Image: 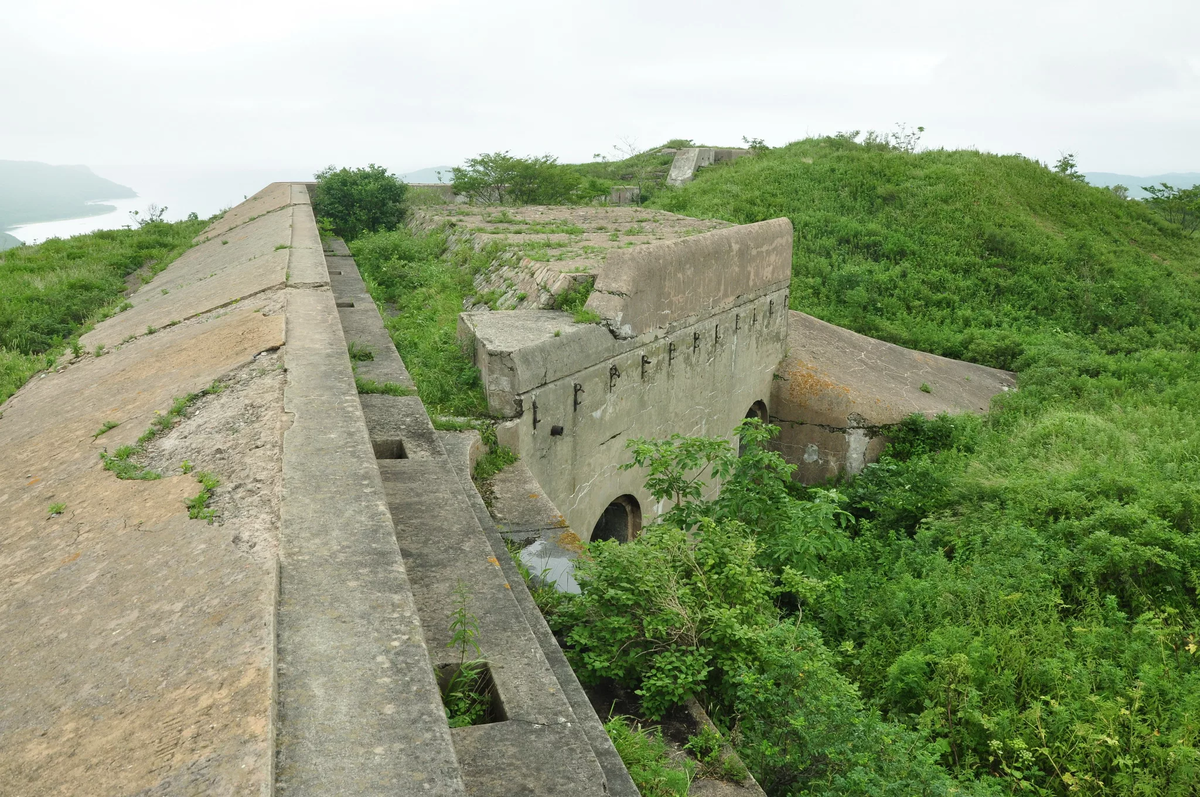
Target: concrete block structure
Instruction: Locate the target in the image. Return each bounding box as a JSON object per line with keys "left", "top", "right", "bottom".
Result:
{"left": 459, "top": 219, "right": 793, "bottom": 543}
{"left": 666, "top": 146, "right": 752, "bottom": 186}
{"left": 771, "top": 311, "right": 1017, "bottom": 483}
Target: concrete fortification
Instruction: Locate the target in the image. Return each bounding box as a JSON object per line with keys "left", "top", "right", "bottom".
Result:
{"left": 0, "top": 181, "right": 1015, "bottom": 795}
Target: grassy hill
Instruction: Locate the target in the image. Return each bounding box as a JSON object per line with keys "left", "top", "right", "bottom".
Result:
{"left": 0, "top": 219, "right": 205, "bottom": 404}
{"left": 647, "top": 139, "right": 1200, "bottom": 794}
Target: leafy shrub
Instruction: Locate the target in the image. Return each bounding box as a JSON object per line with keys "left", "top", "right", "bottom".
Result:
{"left": 451, "top": 152, "right": 584, "bottom": 205}
{"left": 312, "top": 164, "right": 408, "bottom": 241}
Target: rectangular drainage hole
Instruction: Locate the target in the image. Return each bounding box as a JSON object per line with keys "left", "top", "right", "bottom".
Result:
{"left": 372, "top": 439, "right": 407, "bottom": 460}
{"left": 437, "top": 661, "right": 506, "bottom": 726}
{"left": 336, "top": 301, "right": 355, "bottom": 308}
{"left": 328, "top": 270, "right": 343, "bottom": 276}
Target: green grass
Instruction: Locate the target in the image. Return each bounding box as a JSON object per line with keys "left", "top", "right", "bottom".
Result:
{"left": 92, "top": 420, "right": 120, "bottom": 439}
{"left": 349, "top": 227, "right": 489, "bottom": 417}
{"left": 648, "top": 137, "right": 1200, "bottom": 794}
{"left": 99, "top": 380, "right": 224, "bottom": 481}
{"left": 47, "top": 502, "right": 66, "bottom": 516}
{"left": 0, "top": 217, "right": 206, "bottom": 404}
{"left": 347, "top": 341, "right": 375, "bottom": 361}
{"left": 603, "top": 716, "right": 693, "bottom": 797}
{"left": 354, "top": 376, "right": 415, "bottom": 396}
{"left": 186, "top": 471, "right": 219, "bottom": 523}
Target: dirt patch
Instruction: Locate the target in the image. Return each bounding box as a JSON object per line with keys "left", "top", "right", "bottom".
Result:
{"left": 140, "top": 348, "right": 287, "bottom": 558}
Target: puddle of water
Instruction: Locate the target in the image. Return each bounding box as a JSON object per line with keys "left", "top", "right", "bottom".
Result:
{"left": 519, "top": 539, "right": 580, "bottom": 594}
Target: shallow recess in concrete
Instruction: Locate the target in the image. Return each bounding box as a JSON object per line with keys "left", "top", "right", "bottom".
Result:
{"left": 328, "top": 270, "right": 343, "bottom": 276}
{"left": 590, "top": 495, "right": 642, "bottom": 543}
{"left": 372, "top": 438, "right": 408, "bottom": 460}
{"left": 336, "top": 300, "right": 355, "bottom": 308}
{"left": 437, "top": 662, "right": 506, "bottom": 726}
{"left": 740, "top": 400, "right": 769, "bottom": 456}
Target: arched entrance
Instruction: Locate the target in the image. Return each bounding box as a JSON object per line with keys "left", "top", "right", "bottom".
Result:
{"left": 590, "top": 495, "right": 643, "bottom": 543}
{"left": 740, "top": 400, "right": 769, "bottom": 455}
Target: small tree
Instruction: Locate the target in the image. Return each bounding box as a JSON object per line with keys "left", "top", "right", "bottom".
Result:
{"left": 1142, "top": 183, "right": 1200, "bottom": 234}
{"left": 1109, "top": 184, "right": 1130, "bottom": 200}
{"left": 128, "top": 204, "right": 168, "bottom": 227}
{"left": 1053, "top": 152, "right": 1086, "bottom": 183}
{"left": 312, "top": 164, "right": 408, "bottom": 241}
{"left": 451, "top": 152, "right": 581, "bottom": 205}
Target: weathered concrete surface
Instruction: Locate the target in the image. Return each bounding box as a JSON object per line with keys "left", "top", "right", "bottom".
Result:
{"left": 275, "top": 285, "right": 465, "bottom": 796}
{"left": 413, "top": 204, "right": 729, "bottom": 313}
{"left": 81, "top": 208, "right": 293, "bottom": 350}
{"left": 326, "top": 245, "right": 415, "bottom": 390}
{"left": 197, "top": 181, "right": 298, "bottom": 242}
{"left": 665, "top": 147, "right": 751, "bottom": 186}
{"left": 441, "top": 433, "right": 638, "bottom": 797}
{"left": 330, "top": 247, "right": 623, "bottom": 795}
{"left": 773, "top": 311, "right": 1017, "bottom": 482}
{"left": 666, "top": 147, "right": 714, "bottom": 186}
{"left": 585, "top": 218, "right": 793, "bottom": 338}
{"left": 0, "top": 309, "right": 283, "bottom": 796}
{"left": 464, "top": 292, "right": 788, "bottom": 538}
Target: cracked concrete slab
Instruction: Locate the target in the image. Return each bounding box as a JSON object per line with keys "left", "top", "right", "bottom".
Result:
{"left": 82, "top": 208, "right": 294, "bottom": 350}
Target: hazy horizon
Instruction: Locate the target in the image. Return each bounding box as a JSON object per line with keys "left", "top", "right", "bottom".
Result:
{"left": 4, "top": 1, "right": 1199, "bottom": 178}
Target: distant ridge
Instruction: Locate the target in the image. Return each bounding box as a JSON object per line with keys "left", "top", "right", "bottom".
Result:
{"left": 0, "top": 161, "right": 136, "bottom": 230}
{"left": 1085, "top": 171, "right": 1200, "bottom": 199}
{"left": 0, "top": 231, "right": 22, "bottom": 251}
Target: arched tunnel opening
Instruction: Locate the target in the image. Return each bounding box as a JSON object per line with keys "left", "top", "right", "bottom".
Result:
{"left": 740, "top": 400, "right": 769, "bottom": 456}
{"left": 590, "top": 495, "right": 642, "bottom": 543}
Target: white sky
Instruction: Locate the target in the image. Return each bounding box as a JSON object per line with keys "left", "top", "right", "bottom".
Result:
{"left": 3, "top": 0, "right": 1198, "bottom": 176}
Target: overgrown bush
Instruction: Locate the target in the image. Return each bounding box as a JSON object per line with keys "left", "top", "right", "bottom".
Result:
{"left": 312, "top": 164, "right": 408, "bottom": 241}
{"left": 558, "top": 422, "right": 995, "bottom": 795}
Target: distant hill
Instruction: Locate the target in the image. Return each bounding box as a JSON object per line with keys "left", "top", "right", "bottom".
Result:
{"left": 1085, "top": 171, "right": 1200, "bottom": 199}
{"left": 0, "top": 231, "right": 22, "bottom": 251}
{"left": 0, "top": 161, "right": 137, "bottom": 230}
{"left": 399, "top": 166, "right": 455, "bottom": 184}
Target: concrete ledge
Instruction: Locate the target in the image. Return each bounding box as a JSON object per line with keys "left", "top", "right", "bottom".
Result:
{"left": 585, "top": 218, "right": 793, "bottom": 339}
{"left": 276, "top": 240, "right": 463, "bottom": 791}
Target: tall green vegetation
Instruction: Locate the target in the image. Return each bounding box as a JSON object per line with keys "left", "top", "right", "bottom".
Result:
{"left": 348, "top": 226, "right": 488, "bottom": 416}
{"left": 0, "top": 218, "right": 206, "bottom": 403}
{"left": 628, "top": 138, "right": 1200, "bottom": 794}
{"left": 558, "top": 421, "right": 996, "bottom": 795}
{"left": 312, "top": 164, "right": 408, "bottom": 241}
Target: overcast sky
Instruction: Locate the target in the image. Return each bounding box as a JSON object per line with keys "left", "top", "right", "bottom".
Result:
{"left": 4, "top": 0, "right": 1198, "bottom": 177}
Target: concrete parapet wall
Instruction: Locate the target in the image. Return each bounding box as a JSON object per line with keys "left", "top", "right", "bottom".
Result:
{"left": 585, "top": 217, "right": 793, "bottom": 339}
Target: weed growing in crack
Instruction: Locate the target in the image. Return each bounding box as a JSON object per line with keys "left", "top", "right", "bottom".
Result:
{"left": 354, "top": 377, "right": 413, "bottom": 396}
{"left": 348, "top": 341, "right": 375, "bottom": 361}
{"left": 92, "top": 420, "right": 120, "bottom": 440}
{"left": 186, "top": 471, "right": 219, "bottom": 523}
{"left": 99, "top": 379, "right": 224, "bottom": 481}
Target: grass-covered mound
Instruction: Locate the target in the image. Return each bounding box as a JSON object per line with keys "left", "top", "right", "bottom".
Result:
{"left": 0, "top": 219, "right": 206, "bottom": 403}
{"left": 634, "top": 141, "right": 1200, "bottom": 793}
{"left": 653, "top": 138, "right": 1200, "bottom": 370}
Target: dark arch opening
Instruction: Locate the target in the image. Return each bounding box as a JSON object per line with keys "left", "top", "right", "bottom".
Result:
{"left": 590, "top": 495, "right": 643, "bottom": 543}
{"left": 740, "top": 400, "right": 769, "bottom": 455}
